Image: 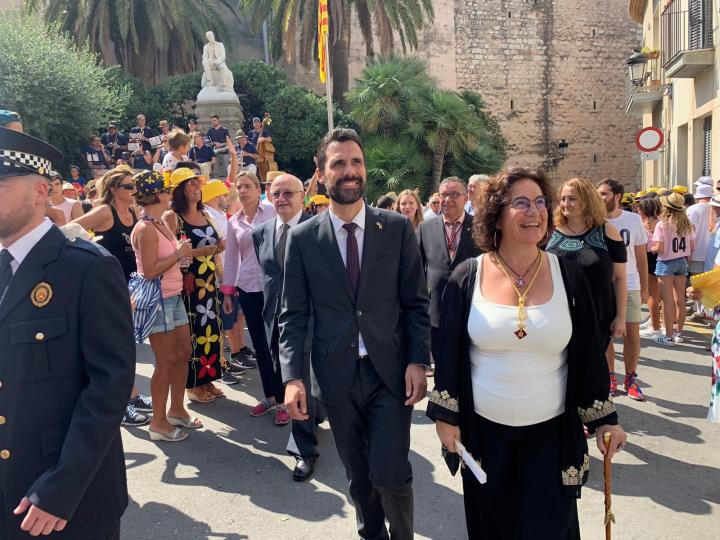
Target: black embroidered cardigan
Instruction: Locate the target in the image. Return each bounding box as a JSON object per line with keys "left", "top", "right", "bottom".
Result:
{"left": 426, "top": 254, "right": 618, "bottom": 497}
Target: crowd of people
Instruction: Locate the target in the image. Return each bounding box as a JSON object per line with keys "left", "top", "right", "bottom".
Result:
{"left": 0, "top": 105, "right": 715, "bottom": 539}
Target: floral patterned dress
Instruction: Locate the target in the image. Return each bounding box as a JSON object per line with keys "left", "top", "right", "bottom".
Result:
{"left": 709, "top": 318, "right": 720, "bottom": 422}
{"left": 178, "top": 213, "right": 223, "bottom": 388}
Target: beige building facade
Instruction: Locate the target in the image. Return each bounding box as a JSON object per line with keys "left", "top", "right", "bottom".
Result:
{"left": 627, "top": 0, "right": 719, "bottom": 189}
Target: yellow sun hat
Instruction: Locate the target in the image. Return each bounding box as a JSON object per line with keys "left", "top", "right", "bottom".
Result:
{"left": 169, "top": 167, "right": 200, "bottom": 189}
{"left": 671, "top": 185, "right": 688, "bottom": 194}
{"left": 202, "top": 179, "right": 230, "bottom": 203}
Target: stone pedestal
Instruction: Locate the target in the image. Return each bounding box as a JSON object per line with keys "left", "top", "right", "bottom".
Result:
{"left": 194, "top": 90, "right": 245, "bottom": 134}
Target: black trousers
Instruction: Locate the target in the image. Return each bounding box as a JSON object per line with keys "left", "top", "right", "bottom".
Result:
{"left": 462, "top": 414, "right": 580, "bottom": 540}
{"left": 237, "top": 289, "right": 283, "bottom": 402}
{"left": 324, "top": 358, "right": 414, "bottom": 540}
{"left": 270, "top": 323, "right": 325, "bottom": 460}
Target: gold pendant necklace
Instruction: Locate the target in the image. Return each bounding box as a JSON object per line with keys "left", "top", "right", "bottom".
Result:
{"left": 493, "top": 251, "right": 545, "bottom": 339}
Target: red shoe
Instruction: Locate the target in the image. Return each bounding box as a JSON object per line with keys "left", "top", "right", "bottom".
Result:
{"left": 609, "top": 373, "right": 618, "bottom": 396}
{"left": 625, "top": 373, "right": 645, "bottom": 401}
{"left": 274, "top": 404, "right": 290, "bottom": 426}
{"left": 250, "top": 399, "right": 277, "bottom": 417}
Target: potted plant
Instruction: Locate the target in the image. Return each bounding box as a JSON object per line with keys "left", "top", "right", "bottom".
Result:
{"left": 641, "top": 47, "right": 660, "bottom": 60}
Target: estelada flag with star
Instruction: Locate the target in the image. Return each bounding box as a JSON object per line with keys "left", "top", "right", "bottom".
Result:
{"left": 318, "top": 0, "right": 329, "bottom": 82}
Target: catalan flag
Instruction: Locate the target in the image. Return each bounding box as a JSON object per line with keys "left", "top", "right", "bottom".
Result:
{"left": 318, "top": 0, "right": 329, "bottom": 82}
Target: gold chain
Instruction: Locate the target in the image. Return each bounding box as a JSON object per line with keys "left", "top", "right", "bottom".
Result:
{"left": 493, "top": 251, "right": 545, "bottom": 339}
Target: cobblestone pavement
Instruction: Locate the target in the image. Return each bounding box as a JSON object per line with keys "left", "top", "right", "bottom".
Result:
{"left": 120, "top": 319, "right": 719, "bottom": 539}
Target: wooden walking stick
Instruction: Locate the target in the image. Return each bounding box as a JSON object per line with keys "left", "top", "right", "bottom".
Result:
{"left": 603, "top": 432, "right": 615, "bottom": 540}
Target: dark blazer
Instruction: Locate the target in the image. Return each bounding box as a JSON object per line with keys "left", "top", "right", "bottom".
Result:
{"left": 279, "top": 205, "right": 431, "bottom": 405}
{"left": 0, "top": 227, "right": 135, "bottom": 540}
{"left": 251, "top": 212, "right": 311, "bottom": 349}
{"left": 418, "top": 212, "right": 481, "bottom": 328}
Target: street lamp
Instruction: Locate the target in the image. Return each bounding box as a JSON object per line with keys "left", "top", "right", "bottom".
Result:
{"left": 626, "top": 51, "right": 648, "bottom": 86}
{"left": 558, "top": 139, "right": 569, "bottom": 160}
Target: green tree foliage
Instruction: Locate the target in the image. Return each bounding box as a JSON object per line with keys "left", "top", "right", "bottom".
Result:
{"left": 26, "top": 0, "right": 240, "bottom": 85}
{"left": 0, "top": 10, "right": 131, "bottom": 172}
{"left": 364, "top": 136, "right": 430, "bottom": 202}
{"left": 347, "top": 56, "right": 506, "bottom": 193}
{"left": 230, "top": 60, "right": 288, "bottom": 118}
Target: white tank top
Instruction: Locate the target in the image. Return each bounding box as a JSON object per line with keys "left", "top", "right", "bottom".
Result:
{"left": 53, "top": 198, "right": 76, "bottom": 223}
{"left": 468, "top": 253, "right": 571, "bottom": 426}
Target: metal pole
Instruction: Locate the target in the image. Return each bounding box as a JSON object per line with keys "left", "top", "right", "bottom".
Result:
{"left": 325, "top": 36, "right": 334, "bottom": 132}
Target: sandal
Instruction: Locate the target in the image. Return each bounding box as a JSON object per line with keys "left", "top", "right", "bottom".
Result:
{"left": 149, "top": 427, "right": 188, "bottom": 442}
{"left": 187, "top": 389, "right": 215, "bottom": 404}
{"left": 167, "top": 415, "right": 203, "bottom": 429}
{"left": 205, "top": 383, "right": 225, "bottom": 398}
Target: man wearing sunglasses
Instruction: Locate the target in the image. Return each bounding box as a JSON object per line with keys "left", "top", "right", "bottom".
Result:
{"left": 252, "top": 173, "right": 324, "bottom": 482}
{"left": 0, "top": 128, "right": 135, "bottom": 539}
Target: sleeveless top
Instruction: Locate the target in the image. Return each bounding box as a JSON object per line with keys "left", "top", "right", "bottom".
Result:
{"left": 96, "top": 205, "right": 137, "bottom": 282}
{"left": 52, "top": 198, "right": 77, "bottom": 223}
{"left": 132, "top": 220, "right": 183, "bottom": 299}
{"left": 546, "top": 226, "right": 626, "bottom": 346}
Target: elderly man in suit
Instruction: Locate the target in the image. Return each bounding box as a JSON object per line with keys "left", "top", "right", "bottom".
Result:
{"left": 252, "top": 173, "right": 323, "bottom": 482}
{"left": 280, "top": 128, "right": 431, "bottom": 540}
{"left": 0, "top": 127, "right": 135, "bottom": 539}
{"left": 418, "top": 176, "right": 482, "bottom": 364}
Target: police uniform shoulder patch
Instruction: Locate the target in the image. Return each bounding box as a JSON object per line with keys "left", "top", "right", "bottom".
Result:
{"left": 31, "top": 282, "right": 53, "bottom": 307}
{"left": 66, "top": 237, "right": 109, "bottom": 257}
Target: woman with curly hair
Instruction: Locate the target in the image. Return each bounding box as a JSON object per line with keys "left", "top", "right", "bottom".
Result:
{"left": 427, "top": 167, "right": 626, "bottom": 539}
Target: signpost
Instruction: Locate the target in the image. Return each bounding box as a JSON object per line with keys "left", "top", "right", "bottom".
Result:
{"left": 636, "top": 127, "right": 664, "bottom": 152}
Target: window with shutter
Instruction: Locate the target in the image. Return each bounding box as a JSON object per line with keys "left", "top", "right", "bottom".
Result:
{"left": 703, "top": 116, "right": 712, "bottom": 177}
{"left": 689, "top": 0, "right": 713, "bottom": 50}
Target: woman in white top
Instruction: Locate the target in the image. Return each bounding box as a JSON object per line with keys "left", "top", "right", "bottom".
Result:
{"left": 427, "top": 167, "right": 626, "bottom": 539}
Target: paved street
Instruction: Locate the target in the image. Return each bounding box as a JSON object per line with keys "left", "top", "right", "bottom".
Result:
{"left": 120, "top": 319, "right": 719, "bottom": 540}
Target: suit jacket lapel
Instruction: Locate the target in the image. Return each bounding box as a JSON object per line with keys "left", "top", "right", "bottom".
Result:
{"left": 357, "top": 205, "right": 383, "bottom": 301}
{"left": 267, "top": 218, "right": 282, "bottom": 273}
{"left": 435, "top": 217, "right": 451, "bottom": 266}
{"left": 0, "top": 227, "right": 64, "bottom": 324}
{"left": 453, "top": 213, "right": 475, "bottom": 264}
{"left": 317, "top": 212, "right": 355, "bottom": 302}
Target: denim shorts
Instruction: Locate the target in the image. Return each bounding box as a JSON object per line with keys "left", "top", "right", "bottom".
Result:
{"left": 219, "top": 291, "right": 242, "bottom": 330}
{"left": 150, "top": 295, "right": 189, "bottom": 335}
{"left": 655, "top": 257, "right": 688, "bottom": 277}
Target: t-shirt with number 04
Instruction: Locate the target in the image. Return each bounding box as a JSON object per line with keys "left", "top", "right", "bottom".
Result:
{"left": 652, "top": 219, "right": 694, "bottom": 262}
{"left": 607, "top": 210, "right": 647, "bottom": 291}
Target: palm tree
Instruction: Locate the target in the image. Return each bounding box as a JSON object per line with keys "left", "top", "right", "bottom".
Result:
{"left": 406, "top": 90, "right": 486, "bottom": 190}
{"left": 364, "top": 135, "right": 430, "bottom": 202}
{"left": 346, "top": 55, "right": 435, "bottom": 135}
{"left": 239, "top": 0, "right": 434, "bottom": 101}
{"left": 26, "top": 0, "right": 240, "bottom": 84}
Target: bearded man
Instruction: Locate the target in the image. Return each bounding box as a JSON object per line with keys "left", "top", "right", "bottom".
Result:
{"left": 279, "top": 128, "right": 431, "bottom": 540}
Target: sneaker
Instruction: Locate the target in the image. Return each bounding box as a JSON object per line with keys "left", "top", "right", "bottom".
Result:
{"left": 275, "top": 404, "right": 290, "bottom": 425}
{"left": 250, "top": 399, "right": 277, "bottom": 417}
{"left": 624, "top": 373, "right": 645, "bottom": 401}
{"left": 128, "top": 394, "right": 153, "bottom": 413}
{"left": 609, "top": 373, "right": 618, "bottom": 396}
{"left": 654, "top": 334, "right": 675, "bottom": 346}
{"left": 231, "top": 355, "right": 257, "bottom": 370}
{"left": 639, "top": 318, "right": 651, "bottom": 329}
{"left": 672, "top": 332, "right": 684, "bottom": 344}
{"left": 221, "top": 371, "right": 240, "bottom": 385}
{"left": 640, "top": 326, "right": 661, "bottom": 338}
{"left": 239, "top": 346, "right": 256, "bottom": 358}
{"left": 122, "top": 405, "right": 150, "bottom": 426}
{"left": 227, "top": 361, "right": 246, "bottom": 375}
{"left": 688, "top": 312, "right": 705, "bottom": 322}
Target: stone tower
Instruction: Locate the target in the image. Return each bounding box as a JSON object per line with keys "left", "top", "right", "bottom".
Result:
{"left": 453, "top": 0, "right": 643, "bottom": 185}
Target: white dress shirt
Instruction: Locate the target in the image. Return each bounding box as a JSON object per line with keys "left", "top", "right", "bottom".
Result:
{"left": 328, "top": 205, "right": 367, "bottom": 356}
{"left": 1, "top": 218, "right": 53, "bottom": 275}
{"left": 275, "top": 210, "right": 303, "bottom": 246}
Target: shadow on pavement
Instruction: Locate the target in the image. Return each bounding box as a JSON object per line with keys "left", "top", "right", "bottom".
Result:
{"left": 122, "top": 498, "right": 248, "bottom": 540}
{"left": 614, "top": 401, "right": 704, "bottom": 445}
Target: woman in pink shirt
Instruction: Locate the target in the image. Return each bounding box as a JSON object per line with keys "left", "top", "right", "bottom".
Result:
{"left": 221, "top": 171, "right": 289, "bottom": 425}
{"left": 131, "top": 171, "right": 197, "bottom": 442}
{"left": 652, "top": 192, "right": 695, "bottom": 345}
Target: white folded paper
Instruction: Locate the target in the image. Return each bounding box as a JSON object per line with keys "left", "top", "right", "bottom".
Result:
{"left": 455, "top": 440, "right": 487, "bottom": 484}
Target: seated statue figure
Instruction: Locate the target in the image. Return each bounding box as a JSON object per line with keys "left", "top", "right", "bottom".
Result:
{"left": 201, "top": 31, "right": 234, "bottom": 93}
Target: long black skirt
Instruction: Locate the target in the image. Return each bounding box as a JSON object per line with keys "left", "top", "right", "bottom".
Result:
{"left": 461, "top": 413, "right": 581, "bottom": 540}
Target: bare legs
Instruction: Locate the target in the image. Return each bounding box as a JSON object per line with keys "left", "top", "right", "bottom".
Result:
{"left": 647, "top": 275, "right": 661, "bottom": 331}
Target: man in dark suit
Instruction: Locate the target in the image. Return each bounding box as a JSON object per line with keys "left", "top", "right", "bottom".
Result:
{"left": 418, "top": 176, "right": 482, "bottom": 362}
{"left": 252, "top": 173, "right": 323, "bottom": 482}
{"left": 0, "top": 127, "right": 135, "bottom": 539}
{"left": 280, "top": 129, "right": 431, "bottom": 540}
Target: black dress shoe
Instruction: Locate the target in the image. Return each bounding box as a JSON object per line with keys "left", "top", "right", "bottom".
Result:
{"left": 293, "top": 458, "right": 316, "bottom": 482}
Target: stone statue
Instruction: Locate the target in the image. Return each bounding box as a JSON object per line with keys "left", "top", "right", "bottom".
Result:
{"left": 201, "top": 31, "right": 234, "bottom": 93}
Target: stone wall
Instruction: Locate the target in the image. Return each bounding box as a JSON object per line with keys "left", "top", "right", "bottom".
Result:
{"left": 454, "top": 0, "right": 643, "bottom": 186}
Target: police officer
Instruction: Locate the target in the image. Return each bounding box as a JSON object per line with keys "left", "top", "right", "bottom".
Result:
{"left": 0, "top": 127, "right": 135, "bottom": 539}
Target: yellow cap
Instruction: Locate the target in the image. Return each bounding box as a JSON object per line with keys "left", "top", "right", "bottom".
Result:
{"left": 202, "top": 179, "right": 229, "bottom": 203}
{"left": 169, "top": 167, "right": 200, "bottom": 188}
{"left": 671, "top": 185, "right": 688, "bottom": 194}
{"left": 657, "top": 188, "right": 670, "bottom": 196}
{"left": 621, "top": 193, "right": 633, "bottom": 204}
{"left": 310, "top": 194, "right": 330, "bottom": 206}
{"left": 647, "top": 186, "right": 659, "bottom": 193}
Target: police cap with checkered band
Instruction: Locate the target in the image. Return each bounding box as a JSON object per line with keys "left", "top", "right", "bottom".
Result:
{"left": 0, "top": 126, "right": 63, "bottom": 179}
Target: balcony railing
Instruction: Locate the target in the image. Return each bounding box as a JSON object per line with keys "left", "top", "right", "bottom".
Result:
{"left": 626, "top": 69, "right": 664, "bottom": 116}
{"left": 662, "top": 3, "right": 713, "bottom": 68}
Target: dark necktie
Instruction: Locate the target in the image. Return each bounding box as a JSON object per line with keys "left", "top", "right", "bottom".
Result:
{"left": 0, "top": 249, "right": 14, "bottom": 301}
{"left": 275, "top": 223, "right": 290, "bottom": 267}
{"left": 343, "top": 223, "right": 360, "bottom": 297}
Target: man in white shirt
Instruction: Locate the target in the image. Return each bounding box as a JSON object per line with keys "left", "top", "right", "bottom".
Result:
{"left": 687, "top": 181, "right": 716, "bottom": 319}
{"left": 463, "top": 173, "right": 488, "bottom": 215}
{"left": 598, "top": 179, "right": 649, "bottom": 401}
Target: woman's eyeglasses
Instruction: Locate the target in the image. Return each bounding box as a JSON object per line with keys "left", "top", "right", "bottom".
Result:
{"left": 505, "top": 196, "right": 550, "bottom": 213}
{"left": 118, "top": 183, "right": 136, "bottom": 191}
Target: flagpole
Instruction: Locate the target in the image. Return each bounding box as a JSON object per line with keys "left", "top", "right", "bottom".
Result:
{"left": 325, "top": 35, "right": 334, "bottom": 132}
